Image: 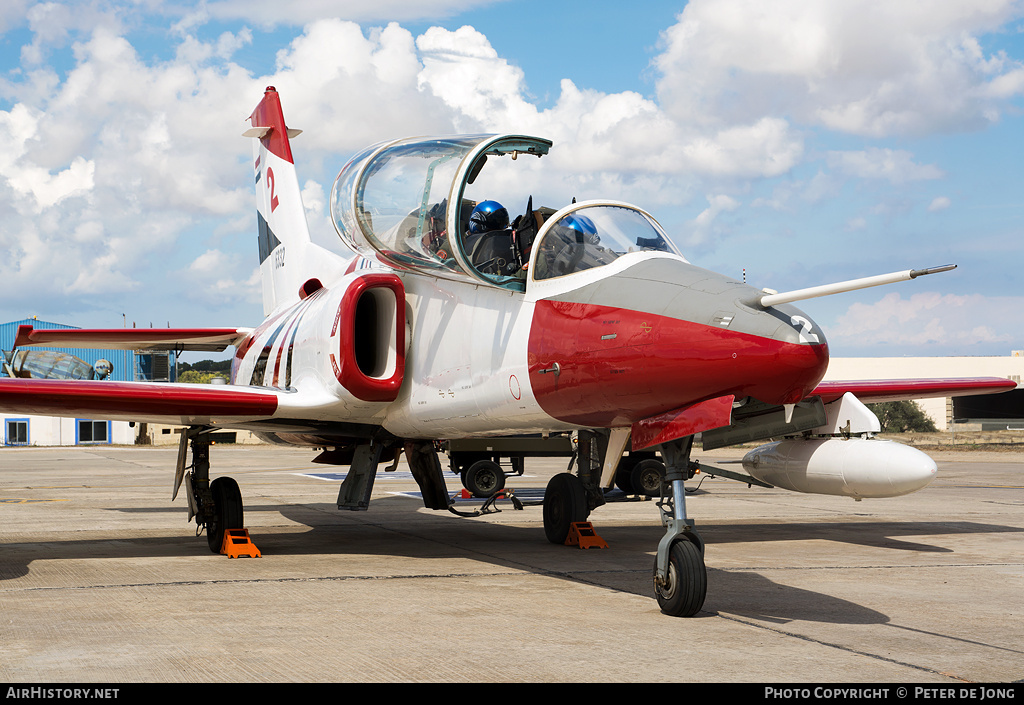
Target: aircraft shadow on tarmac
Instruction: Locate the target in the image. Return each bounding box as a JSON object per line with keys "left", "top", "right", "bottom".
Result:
{"left": 2, "top": 491, "right": 1021, "bottom": 625}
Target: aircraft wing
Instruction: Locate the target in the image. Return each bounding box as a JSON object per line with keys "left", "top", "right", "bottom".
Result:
{"left": 0, "top": 379, "right": 280, "bottom": 426}
{"left": 13, "top": 325, "right": 252, "bottom": 352}
{"left": 811, "top": 377, "right": 1017, "bottom": 404}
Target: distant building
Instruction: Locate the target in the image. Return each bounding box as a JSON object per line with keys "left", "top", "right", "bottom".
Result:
{"left": 0, "top": 318, "right": 178, "bottom": 383}
{"left": 822, "top": 356, "right": 1023, "bottom": 431}
{"left": 1, "top": 318, "right": 178, "bottom": 446}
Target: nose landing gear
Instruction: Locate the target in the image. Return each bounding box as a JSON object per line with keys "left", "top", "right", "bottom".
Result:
{"left": 652, "top": 437, "right": 706, "bottom": 617}
{"left": 539, "top": 431, "right": 707, "bottom": 616}
{"left": 653, "top": 539, "right": 706, "bottom": 617}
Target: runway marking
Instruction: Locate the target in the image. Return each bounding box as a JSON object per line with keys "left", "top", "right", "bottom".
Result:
{"left": 940, "top": 484, "right": 1024, "bottom": 489}
{"left": 0, "top": 498, "right": 69, "bottom": 504}
{"left": 296, "top": 472, "right": 540, "bottom": 486}
{"left": 296, "top": 471, "right": 418, "bottom": 481}
{"left": 389, "top": 488, "right": 547, "bottom": 503}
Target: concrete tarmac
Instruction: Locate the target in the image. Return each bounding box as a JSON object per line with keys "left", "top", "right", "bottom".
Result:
{"left": 0, "top": 444, "right": 1021, "bottom": 683}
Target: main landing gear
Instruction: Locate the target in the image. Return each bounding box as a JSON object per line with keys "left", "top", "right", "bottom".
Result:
{"left": 175, "top": 428, "right": 244, "bottom": 553}
{"left": 542, "top": 472, "right": 590, "bottom": 543}
{"left": 208, "top": 476, "right": 243, "bottom": 552}
{"left": 541, "top": 433, "right": 707, "bottom": 617}
{"left": 542, "top": 430, "right": 605, "bottom": 543}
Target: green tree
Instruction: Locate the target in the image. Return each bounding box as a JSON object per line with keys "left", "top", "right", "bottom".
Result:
{"left": 867, "top": 400, "right": 937, "bottom": 433}
{"left": 178, "top": 370, "right": 229, "bottom": 384}
{"left": 178, "top": 359, "right": 231, "bottom": 374}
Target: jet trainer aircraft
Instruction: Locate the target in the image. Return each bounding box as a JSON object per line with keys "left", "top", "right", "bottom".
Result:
{"left": 0, "top": 87, "right": 1014, "bottom": 617}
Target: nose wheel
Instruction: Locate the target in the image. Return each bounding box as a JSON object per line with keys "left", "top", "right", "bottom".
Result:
{"left": 654, "top": 538, "right": 706, "bottom": 617}
{"left": 652, "top": 437, "right": 707, "bottom": 617}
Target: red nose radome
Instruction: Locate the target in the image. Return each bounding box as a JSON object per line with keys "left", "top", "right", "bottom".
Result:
{"left": 528, "top": 298, "right": 829, "bottom": 428}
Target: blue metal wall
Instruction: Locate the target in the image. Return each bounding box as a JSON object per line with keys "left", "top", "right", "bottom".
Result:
{"left": 0, "top": 319, "right": 175, "bottom": 382}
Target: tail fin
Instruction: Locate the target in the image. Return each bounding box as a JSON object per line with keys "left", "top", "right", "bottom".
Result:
{"left": 246, "top": 86, "right": 318, "bottom": 316}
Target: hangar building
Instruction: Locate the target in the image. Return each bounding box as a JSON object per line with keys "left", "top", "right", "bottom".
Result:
{"left": 1, "top": 319, "right": 178, "bottom": 447}
{"left": 825, "top": 355, "right": 1024, "bottom": 431}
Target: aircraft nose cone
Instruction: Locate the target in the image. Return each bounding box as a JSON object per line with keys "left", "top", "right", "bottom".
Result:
{"left": 734, "top": 302, "right": 830, "bottom": 405}
{"left": 527, "top": 259, "right": 831, "bottom": 426}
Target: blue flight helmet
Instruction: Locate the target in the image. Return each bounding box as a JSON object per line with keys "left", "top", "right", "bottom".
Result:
{"left": 554, "top": 213, "right": 598, "bottom": 244}
{"left": 468, "top": 200, "right": 509, "bottom": 235}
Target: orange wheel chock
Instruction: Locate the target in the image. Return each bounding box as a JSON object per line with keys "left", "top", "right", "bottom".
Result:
{"left": 221, "top": 528, "right": 262, "bottom": 558}
{"left": 564, "top": 522, "right": 608, "bottom": 549}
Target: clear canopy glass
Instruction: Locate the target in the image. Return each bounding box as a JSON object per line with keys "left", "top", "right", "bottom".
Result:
{"left": 531, "top": 205, "right": 677, "bottom": 280}
{"left": 331, "top": 135, "right": 551, "bottom": 285}
{"left": 330, "top": 135, "right": 678, "bottom": 290}
{"left": 332, "top": 136, "right": 483, "bottom": 275}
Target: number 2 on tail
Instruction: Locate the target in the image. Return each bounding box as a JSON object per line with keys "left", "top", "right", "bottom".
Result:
{"left": 266, "top": 167, "right": 280, "bottom": 212}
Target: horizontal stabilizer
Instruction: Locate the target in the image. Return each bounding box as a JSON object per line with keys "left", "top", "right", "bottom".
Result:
{"left": 14, "top": 325, "right": 252, "bottom": 352}
{"left": 242, "top": 126, "right": 272, "bottom": 138}
{"left": 811, "top": 377, "right": 1017, "bottom": 404}
{"left": 242, "top": 126, "right": 302, "bottom": 139}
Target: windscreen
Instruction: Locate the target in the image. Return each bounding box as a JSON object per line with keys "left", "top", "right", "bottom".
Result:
{"left": 532, "top": 205, "right": 676, "bottom": 280}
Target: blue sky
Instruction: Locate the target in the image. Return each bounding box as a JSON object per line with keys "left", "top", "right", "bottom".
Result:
{"left": 1, "top": 0, "right": 1022, "bottom": 361}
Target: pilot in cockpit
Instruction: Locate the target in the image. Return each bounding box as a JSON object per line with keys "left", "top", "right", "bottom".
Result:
{"left": 463, "top": 200, "right": 517, "bottom": 276}
{"left": 533, "top": 212, "right": 598, "bottom": 279}
{"left": 420, "top": 199, "right": 453, "bottom": 263}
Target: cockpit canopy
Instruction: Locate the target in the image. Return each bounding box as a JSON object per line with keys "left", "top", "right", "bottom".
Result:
{"left": 330, "top": 134, "right": 680, "bottom": 291}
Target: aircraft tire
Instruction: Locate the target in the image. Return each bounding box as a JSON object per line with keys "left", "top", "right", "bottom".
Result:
{"left": 631, "top": 459, "right": 665, "bottom": 497}
{"left": 207, "top": 476, "right": 244, "bottom": 553}
{"left": 654, "top": 539, "right": 707, "bottom": 617}
{"left": 614, "top": 458, "right": 638, "bottom": 494}
{"left": 464, "top": 459, "right": 505, "bottom": 498}
{"left": 543, "top": 472, "right": 588, "bottom": 544}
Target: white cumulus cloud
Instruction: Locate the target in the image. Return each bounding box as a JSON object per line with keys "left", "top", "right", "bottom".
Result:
{"left": 654, "top": 0, "right": 1024, "bottom": 137}
{"left": 830, "top": 291, "right": 1019, "bottom": 353}
{"left": 827, "top": 148, "right": 944, "bottom": 184}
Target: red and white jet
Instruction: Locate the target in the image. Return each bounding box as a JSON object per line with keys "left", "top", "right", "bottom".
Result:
{"left": 1, "top": 87, "right": 1014, "bottom": 616}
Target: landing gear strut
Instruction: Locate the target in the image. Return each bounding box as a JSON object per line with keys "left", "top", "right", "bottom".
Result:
{"left": 652, "top": 437, "right": 707, "bottom": 617}
{"left": 178, "top": 428, "right": 244, "bottom": 553}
